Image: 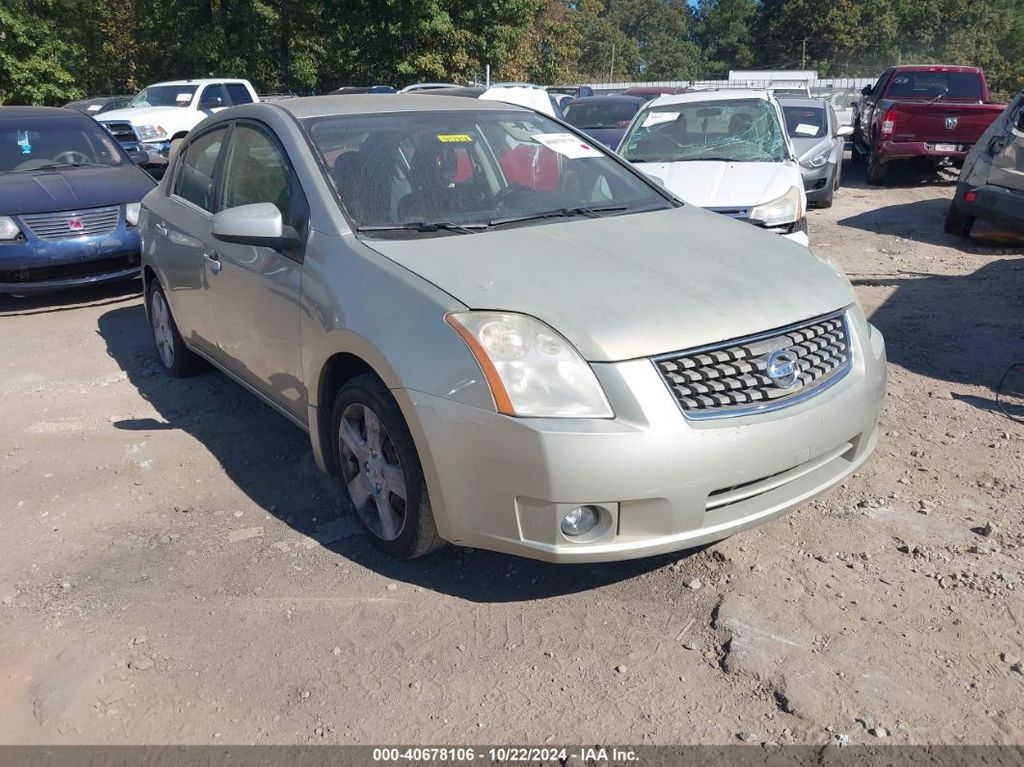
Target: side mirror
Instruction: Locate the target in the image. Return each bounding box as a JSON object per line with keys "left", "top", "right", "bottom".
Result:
{"left": 835, "top": 125, "right": 854, "bottom": 138}
{"left": 212, "top": 203, "right": 300, "bottom": 250}
{"left": 128, "top": 149, "right": 150, "bottom": 165}
{"left": 861, "top": 85, "right": 873, "bottom": 96}
{"left": 199, "top": 96, "right": 223, "bottom": 110}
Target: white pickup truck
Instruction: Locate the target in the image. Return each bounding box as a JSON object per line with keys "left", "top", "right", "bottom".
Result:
{"left": 99, "top": 79, "right": 259, "bottom": 159}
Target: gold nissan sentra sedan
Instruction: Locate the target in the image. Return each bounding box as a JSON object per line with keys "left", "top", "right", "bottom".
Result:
{"left": 139, "top": 94, "right": 886, "bottom": 562}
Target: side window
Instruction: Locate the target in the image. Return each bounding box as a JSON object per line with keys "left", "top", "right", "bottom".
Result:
{"left": 226, "top": 84, "right": 254, "bottom": 106}
{"left": 173, "top": 127, "right": 228, "bottom": 212}
{"left": 870, "top": 71, "right": 889, "bottom": 100}
{"left": 219, "top": 124, "right": 305, "bottom": 231}
{"left": 198, "top": 84, "right": 227, "bottom": 110}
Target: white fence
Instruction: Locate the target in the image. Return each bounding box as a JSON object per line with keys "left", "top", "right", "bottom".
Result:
{"left": 587, "top": 77, "right": 874, "bottom": 94}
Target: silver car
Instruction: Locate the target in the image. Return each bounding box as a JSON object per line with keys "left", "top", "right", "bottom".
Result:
{"left": 139, "top": 95, "right": 886, "bottom": 562}
{"left": 779, "top": 97, "right": 854, "bottom": 208}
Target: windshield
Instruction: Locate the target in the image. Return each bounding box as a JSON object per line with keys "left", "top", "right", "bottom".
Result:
{"left": 128, "top": 85, "right": 197, "bottom": 108}
{"left": 782, "top": 105, "right": 827, "bottom": 139}
{"left": 302, "top": 109, "right": 671, "bottom": 236}
{"left": 0, "top": 117, "right": 127, "bottom": 173}
{"left": 886, "top": 72, "right": 983, "bottom": 101}
{"left": 620, "top": 98, "right": 789, "bottom": 163}
{"left": 564, "top": 100, "right": 642, "bottom": 130}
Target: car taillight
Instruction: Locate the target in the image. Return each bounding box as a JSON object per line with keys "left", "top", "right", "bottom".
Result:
{"left": 964, "top": 190, "right": 977, "bottom": 203}
{"left": 880, "top": 109, "right": 896, "bottom": 137}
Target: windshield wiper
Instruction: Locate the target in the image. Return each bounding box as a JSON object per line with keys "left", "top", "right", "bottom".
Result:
{"left": 31, "top": 162, "right": 106, "bottom": 171}
{"left": 489, "top": 205, "right": 628, "bottom": 228}
{"left": 356, "top": 221, "right": 488, "bottom": 235}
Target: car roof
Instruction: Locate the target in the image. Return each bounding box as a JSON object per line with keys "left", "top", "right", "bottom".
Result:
{"left": 568, "top": 95, "right": 646, "bottom": 105}
{"left": 891, "top": 64, "right": 983, "bottom": 74}
{"left": 148, "top": 79, "right": 250, "bottom": 87}
{"left": 776, "top": 97, "right": 827, "bottom": 109}
{"left": 272, "top": 94, "right": 522, "bottom": 119}
{"left": 648, "top": 89, "right": 772, "bottom": 108}
{"left": 0, "top": 106, "right": 87, "bottom": 120}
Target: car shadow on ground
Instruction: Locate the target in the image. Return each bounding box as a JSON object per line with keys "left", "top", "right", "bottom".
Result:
{"left": 853, "top": 257, "right": 1024, "bottom": 397}
{"left": 97, "top": 303, "right": 677, "bottom": 603}
{"left": 840, "top": 152, "right": 959, "bottom": 191}
{"left": 0, "top": 279, "right": 141, "bottom": 317}
{"left": 837, "top": 196, "right": 1024, "bottom": 251}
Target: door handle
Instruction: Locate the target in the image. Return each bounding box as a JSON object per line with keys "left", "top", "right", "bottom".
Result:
{"left": 203, "top": 251, "right": 222, "bottom": 274}
{"left": 154, "top": 222, "right": 168, "bottom": 236}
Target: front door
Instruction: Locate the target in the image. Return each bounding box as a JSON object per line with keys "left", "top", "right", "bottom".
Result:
{"left": 147, "top": 125, "right": 229, "bottom": 355}
{"left": 203, "top": 121, "right": 308, "bottom": 421}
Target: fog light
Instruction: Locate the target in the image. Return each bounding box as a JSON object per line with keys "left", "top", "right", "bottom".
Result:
{"left": 561, "top": 506, "right": 599, "bottom": 537}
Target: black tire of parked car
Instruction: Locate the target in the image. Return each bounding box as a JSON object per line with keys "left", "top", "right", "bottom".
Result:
{"left": 944, "top": 202, "right": 973, "bottom": 237}
{"left": 331, "top": 373, "right": 445, "bottom": 559}
{"left": 866, "top": 144, "right": 888, "bottom": 185}
{"left": 147, "top": 280, "right": 204, "bottom": 377}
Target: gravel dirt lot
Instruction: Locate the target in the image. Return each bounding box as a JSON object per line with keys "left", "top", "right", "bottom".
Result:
{"left": 1, "top": 157, "right": 1022, "bottom": 747}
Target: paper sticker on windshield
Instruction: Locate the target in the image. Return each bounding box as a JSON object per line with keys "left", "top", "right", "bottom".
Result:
{"left": 532, "top": 132, "right": 600, "bottom": 158}
{"left": 87, "top": 104, "right": 103, "bottom": 112}
{"left": 437, "top": 133, "right": 473, "bottom": 143}
{"left": 642, "top": 112, "right": 677, "bottom": 128}
{"left": 794, "top": 123, "right": 818, "bottom": 136}
{"left": 176, "top": 93, "right": 192, "bottom": 103}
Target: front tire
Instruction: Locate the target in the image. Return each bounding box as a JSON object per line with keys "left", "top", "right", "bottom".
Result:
{"left": 147, "top": 281, "right": 202, "bottom": 377}
{"left": 332, "top": 373, "right": 444, "bottom": 559}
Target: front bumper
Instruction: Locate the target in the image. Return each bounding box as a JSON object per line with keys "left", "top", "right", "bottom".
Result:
{"left": 954, "top": 182, "right": 1024, "bottom": 233}
{"left": 875, "top": 139, "right": 972, "bottom": 162}
{"left": 802, "top": 162, "right": 835, "bottom": 203}
{"left": 0, "top": 217, "right": 141, "bottom": 295}
{"left": 398, "top": 313, "right": 886, "bottom": 563}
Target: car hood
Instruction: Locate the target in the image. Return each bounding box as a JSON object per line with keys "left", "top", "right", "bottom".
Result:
{"left": 98, "top": 106, "right": 185, "bottom": 126}
{"left": 367, "top": 206, "right": 855, "bottom": 362}
{"left": 0, "top": 165, "right": 155, "bottom": 215}
{"left": 791, "top": 136, "right": 833, "bottom": 163}
{"left": 576, "top": 127, "right": 627, "bottom": 149}
{"left": 633, "top": 160, "right": 801, "bottom": 209}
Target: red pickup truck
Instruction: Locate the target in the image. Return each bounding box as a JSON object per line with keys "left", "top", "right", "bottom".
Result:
{"left": 854, "top": 65, "right": 1006, "bottom": 184}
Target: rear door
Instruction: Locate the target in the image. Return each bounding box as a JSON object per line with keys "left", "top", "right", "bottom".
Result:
{"left": 989, "top": 95, "right": 1024, "bottom": 192}
{"left": 203, "top": 120, "right": 308, "bottom": 421}
{"left": 147, "top": 124, "right": 229, "bottom": 354}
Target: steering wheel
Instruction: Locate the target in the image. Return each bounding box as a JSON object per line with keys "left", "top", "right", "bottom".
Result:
{"left": 54, "top": 150, "right": 90, "bottom": 165}
{"left": 491, "top": 182, "right": 530, "bottom": 210}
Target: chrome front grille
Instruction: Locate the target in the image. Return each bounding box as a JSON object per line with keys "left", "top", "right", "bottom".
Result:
{"left": 655, "top": 311, "right": 852, "bottom": 419}
{"left": 102, "top": 121, "right": 139, "bottom": 144}
{"left": 21, "top": 206, "right": 121, "bottom": 240}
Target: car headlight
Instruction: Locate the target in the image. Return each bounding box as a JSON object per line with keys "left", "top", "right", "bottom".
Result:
{"left": 749, "top": 186, "right": 804, "bottom": 227}
{"left": 801, "top": 150, "right": 830, "bottom": 169}
{"left": 0, "top": 216, "right": 21, "bottom": 240}
{"left": 446, "top": 311, "right": 613, "bottom": 418}
{"left": 136, "top": 124, "right": 167, "bottom": 141}
{"left": 125, "top": 202, "right": 141, "bottom": 227}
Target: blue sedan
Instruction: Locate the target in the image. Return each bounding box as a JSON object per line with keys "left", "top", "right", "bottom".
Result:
{"left": 0, "top": 107, "right": 155, "bottom": 295}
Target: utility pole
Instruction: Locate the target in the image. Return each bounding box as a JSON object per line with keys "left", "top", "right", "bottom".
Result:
{"left": 801, "top": 39, "right": 807, "bottom": 70}
{"left": 610, "top": 43, "right": 615, "bottom": 83}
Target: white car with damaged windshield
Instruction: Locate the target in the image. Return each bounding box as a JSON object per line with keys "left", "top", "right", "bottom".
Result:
{"left": 619, "top": 90, "right": 810, "bottom": 246}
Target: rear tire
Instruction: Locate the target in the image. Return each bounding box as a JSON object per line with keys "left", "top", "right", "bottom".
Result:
{"left": 147, "top": 281, "right": 203, "bottom": 377}
{"left": 944, "top": 203, "right": 973, "bottom": 237}
{"left": 331, "top": 373, "right": 445, "bottom": 559}
{"left": 866, "top": 145, "right": 887, "bottom": 185}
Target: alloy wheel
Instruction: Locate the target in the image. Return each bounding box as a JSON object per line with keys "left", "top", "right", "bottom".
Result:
{"left": 150, "top": 291, "right": 175, "bottom": 369}
{"left": 338, "top": 402, "right": 407, "bottom": 541}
